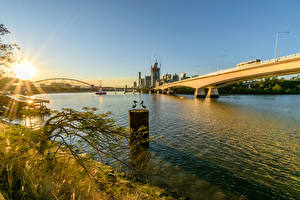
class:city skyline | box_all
[1,0,300,85]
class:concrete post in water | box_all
[206,87,219,98]
[128,109,149,147]
[149,90,152,94]
[194,88,206,98]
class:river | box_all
[34,92,300,200]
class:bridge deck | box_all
[156,52,300,90]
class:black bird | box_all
[140,100,146,109]
[132,100,137,109]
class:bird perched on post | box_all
[140,100,146,109]
[132,100,138,109]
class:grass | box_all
[0,122,177,200]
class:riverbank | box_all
[0,121,179,200]
[169,77,300,95]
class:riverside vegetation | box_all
[173,76,300,95]
[0,108,178,200]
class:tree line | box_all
[219,76,300,94]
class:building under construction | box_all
[151,62,160,87]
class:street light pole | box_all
[275,31,289,59]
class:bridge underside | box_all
[155,56,300,98]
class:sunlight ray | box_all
[24,81,33,95]
[1,78,18,92]
[31,83,45,94]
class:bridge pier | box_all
[194,88,206,98]
[167,88,174,95]
[157,90,160,94]
[206,87,219,98]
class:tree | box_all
[272,84,283,93]
[0,24,19,75]
[39,107,129,183]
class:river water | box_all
[35,92,300,200]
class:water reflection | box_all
[34,93,300,200]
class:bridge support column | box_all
[157,90,160,94]
[167,88,174,95]
[194,88,206,98]
[206,87,219,98]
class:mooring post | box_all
[128,109,149,147]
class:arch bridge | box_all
[155,53,300,98]
[34,78,94,88]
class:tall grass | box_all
[0,117,176,199]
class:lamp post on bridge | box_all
[275,31,289,59]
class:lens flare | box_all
[13,62,36,80]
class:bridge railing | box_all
[261,53,300,64]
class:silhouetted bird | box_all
[140,100,146,109]
[132,100,137,109]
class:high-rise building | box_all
[145,76,151,88]
[138,72,141,88]
[180,72,187,80]
[133,81,137,88]
[151,62,160,87]
[162,73,172,83]
[141,78,145,88]
[172,73,179,82]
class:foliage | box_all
[40,107,128,172]
[0,24,19,73]
[168,76,300,95]
[173,86,195,94]
[219,76,300,94]
[0,108,175,200]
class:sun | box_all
[13,61,36,80]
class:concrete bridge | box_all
[155,53,300,98]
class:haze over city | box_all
[1,0,300,86]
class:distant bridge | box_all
[155,53,300,98]
[33,78,131,91]
[34,78,94,87]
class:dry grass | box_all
[0,122,176,200]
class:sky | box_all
[1,0,300,86]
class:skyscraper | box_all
[172,73,179,82]
[141,78,145,88]
[151,62,160,87]
[145,76,151,88]
[138,72,141,88]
